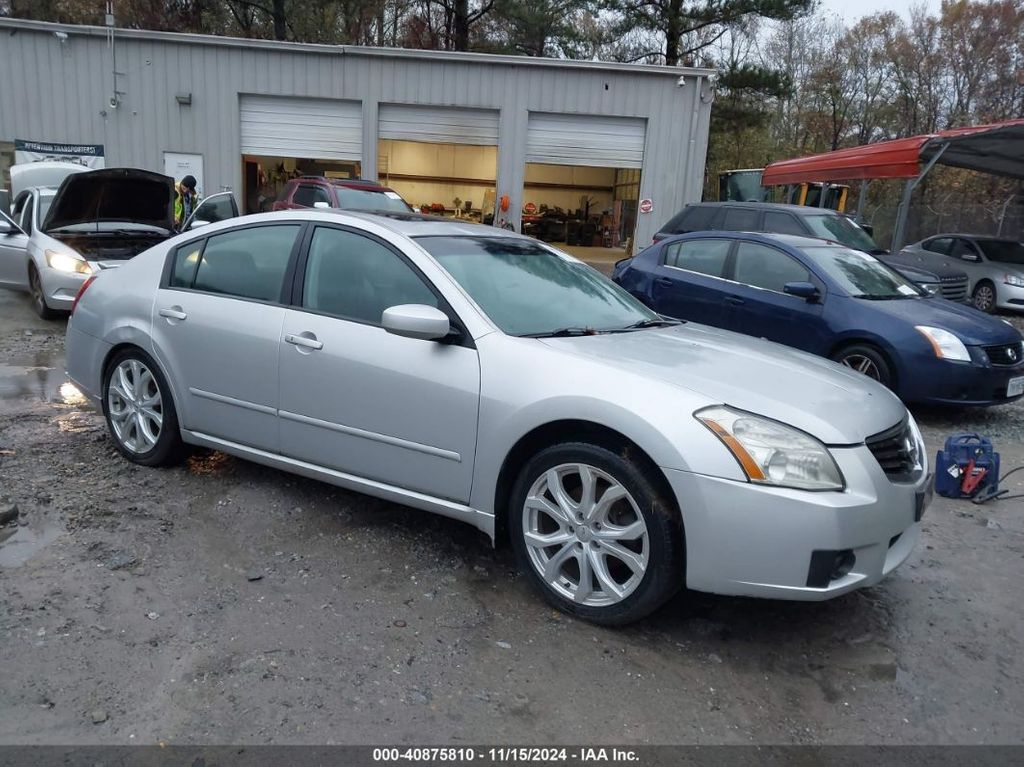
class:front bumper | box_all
[665,444,928,600]
[38,263,90,310]
[996,281,1024,311]
[897,348,1024,407]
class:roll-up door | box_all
[378,105,500,146]
[526,113,646,168]
[240,95,362,160]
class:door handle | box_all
[655,277,674,287]
[724,296,745,306]
[158,307,188,321]
[285,333,323,351]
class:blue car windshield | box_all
[802,246,923,299]
[416,235,660,337]
[803,215,880,253]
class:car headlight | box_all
[915,325,970,361]
[696,406,845,491]
[1005,274,1024,287]
[921,283,940,296]
[45,249,92,275]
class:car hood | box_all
[848,295,1023,346]
[44,168,175,233]
[883,252,966,279]
[10,161,88,198]
[541,324,906,445]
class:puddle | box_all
[0,353,86,406]
[0,521,65,567]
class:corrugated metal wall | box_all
[0,20,714,247]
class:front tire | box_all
[510,442,684,626]
[972,281,997,314]
[28,263,59,320]
[102,348,185,467]
[831,343,893,389]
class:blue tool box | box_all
[934,433,1000,499]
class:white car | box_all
[0,166,237,319]
[66,210,931,625]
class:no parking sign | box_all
[639,198,653,214]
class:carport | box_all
[761,119,1024,251]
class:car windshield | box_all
[416,235,660,336]
[803,214,880,253]
[335,187,412,213]
[802,246,923,299]
[977,240,1024,265]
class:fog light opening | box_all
[830,550,855,581]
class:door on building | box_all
[522,113,647,258]
[377,105,499,224]
[239,95,363,213]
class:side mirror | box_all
[313,201,331,210]
[0,219,13,235]
[783,281,820,301]
[382,304,451,341]
[187,219,210,230]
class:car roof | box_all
[687,201,842,216]
[294,176,397,192]
[671,230,844,250]
[221,208,534,242]
[922,233,1021,243]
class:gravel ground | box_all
[1,288,1023,746]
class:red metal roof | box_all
[761,119,1024,186]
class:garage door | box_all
[379,105,499,146]
[526,113,646,168]
[239,95,362,160]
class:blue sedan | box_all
[613,232,1024,406]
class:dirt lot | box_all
[1,287,1023,746]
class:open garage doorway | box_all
[523,113,646,263]
[239,95,362,213]
[378,105,499,222]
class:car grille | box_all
[865,419,918,479]
[984,341,1023,366]
[939,276,968,302]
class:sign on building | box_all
[14,139,105,168]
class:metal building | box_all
[0,18,714,250]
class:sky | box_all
[816,0,943,23]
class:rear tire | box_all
[102,348,186,467]
[972,281,997,314]
[510,442,684,626]
[831,344,893,389]
[28,263,59,320]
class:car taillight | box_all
[71,275,97,315]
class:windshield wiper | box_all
[520,327,598,338]
[625,317,682,329]
[854,294,909,300]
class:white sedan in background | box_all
[66,210,930,625]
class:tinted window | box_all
[976,240,1024,265]
[189,194,236,226]
[924,237,953,255]
[664,239,731,278]
[171,242,204,288]
[722,208,760,231]
[292,184,330,208]
[803,214,878,252]
[187,225,300,301]
[763,211,806,236]
[21,196,33,232]
[733,242,811,292]
[302,227,437,325]
[11,192,27,220]
[677,206,719,233]
[334,187,412,212]
[417,236,655,337]
[950,238,979,259]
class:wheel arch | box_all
[827,336,900,388]
[100,341,185,422]
[492,419,682,552]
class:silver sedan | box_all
[66,211,930,624]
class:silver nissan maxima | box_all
[66,210,931,625]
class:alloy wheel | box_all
[974,285,995,313]
[107,359,164,453]
[839,354,882,381]
[29,267,45,314]
[522,463,649,607]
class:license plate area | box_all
[915,474,934,521]
[1009,376,1024,398]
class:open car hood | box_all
[10,161,88,198]
[44,168,175,233]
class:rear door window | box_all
[924,237,953,255]
[292,184,330,208]
[722,207,761,231]
[763,211,806,236]
[677,206,720,233]
[171,224,301,302]
[663,239,732,278]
